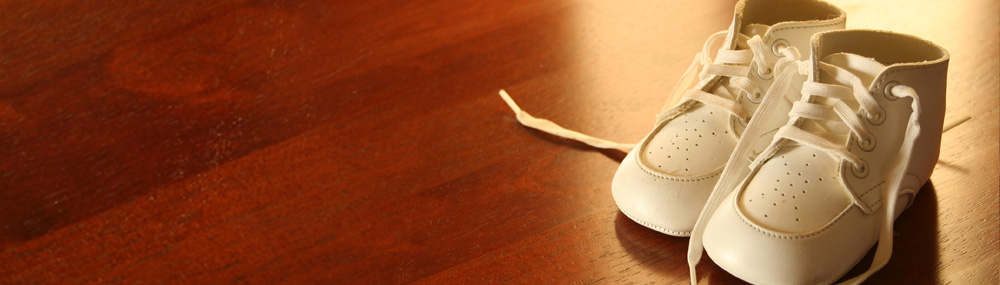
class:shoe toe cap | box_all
[611,148,719,236]
[702,189,880,284]
[738,147,852,233]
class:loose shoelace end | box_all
[498,89,636,151]
[689,266,698,285]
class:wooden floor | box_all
[1,0,997,283]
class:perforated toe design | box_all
[644,105,737,176]
[740,147,851,233]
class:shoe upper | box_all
[612,0,846,236]
[702,30,949,284]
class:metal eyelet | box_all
[867,106,885,125]
[858,133,876,152]
[756,65,773,80]
[748,90,763,104]
[851,160,869,178]
[883,81,900,101]
[771,38,790,56]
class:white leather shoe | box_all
[611,0,845,236]
[698,30,949,284]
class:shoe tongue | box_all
[710,24,772,112]
[710,24,772,95]
[820,52,887,89]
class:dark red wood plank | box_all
[0,0,996,284]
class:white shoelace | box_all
[501,30,969,285]
[686,47,808,284]
[686,60,924,284]
[666,31,773,123]
[808,71,922,285]
[498,30,782,152]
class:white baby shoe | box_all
[691,30,949,284]
[611,0,845,236]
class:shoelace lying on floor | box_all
[685,60,924,285]
[498,31,777,151]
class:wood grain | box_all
[0,0,996,283]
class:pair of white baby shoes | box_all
[500,0,949,283]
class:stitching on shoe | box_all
[633,125,724,182]
[861,172,923,208]
[634,155,722,182]
[871,33,949,89]
[658,100,698,125]
[858,58,947,209]
[732,190,853,239]
[875,61,949,89]
[638,101,727,181]
[618,208,692,236]
[767,18,845,38]
[856,181,885,208]
[728,32,945,241]
[737,172,926,239]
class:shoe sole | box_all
[616,205,692,237]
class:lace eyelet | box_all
[858,134,876,152]
[867,106,886,125]
[748,90,763,104]
[771,38,790,56]
[883,81,900,101]
[851,160,869,178]
[756,66,773,80]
